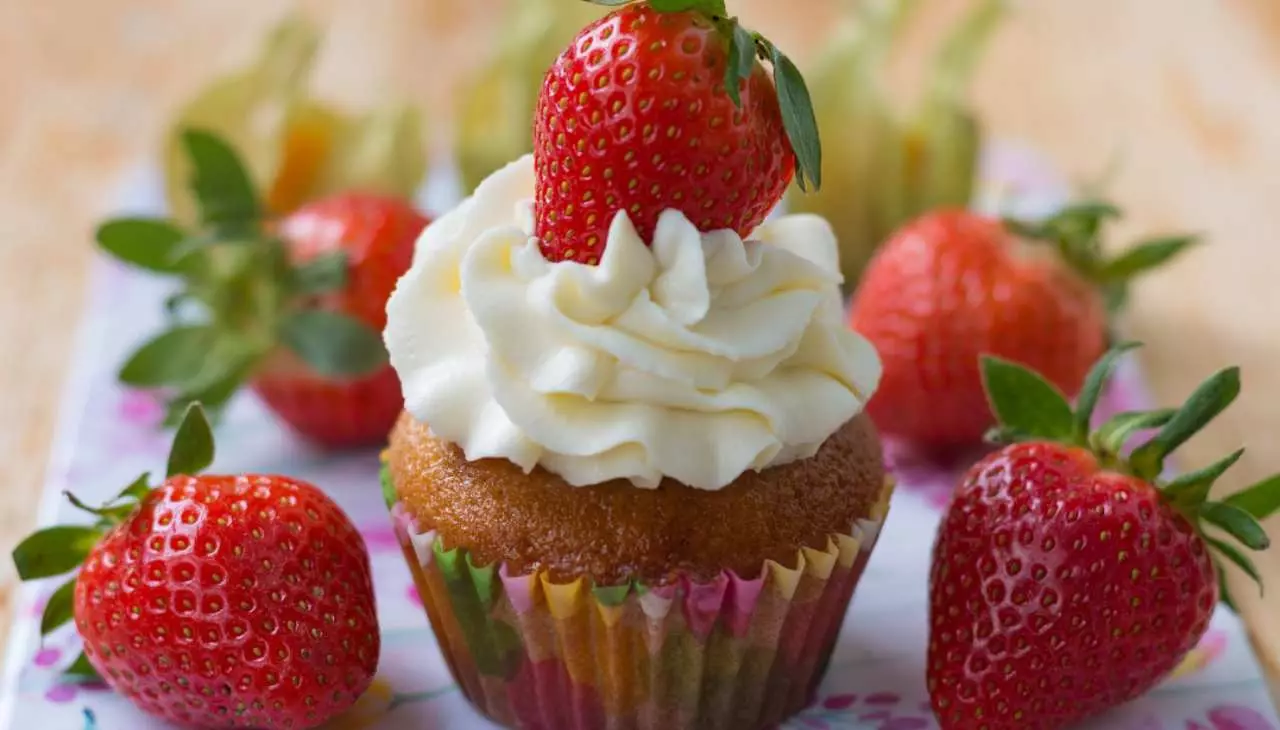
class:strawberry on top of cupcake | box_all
[385,0,880,491]
[382,6,892,727]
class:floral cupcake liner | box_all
[386,471,895,730]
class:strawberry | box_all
[96,129,430,449]
[532,0,821,264]
[848,203,1197,449]
[12,404,379,729]
[927,344,1280,730]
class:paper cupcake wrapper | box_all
[388,475,895,730]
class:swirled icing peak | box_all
[384,155,881,490]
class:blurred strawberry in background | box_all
[99,130,429,449]
[94,14,431,450]
[849,202,1197,451]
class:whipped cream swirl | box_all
[384,155,881,490]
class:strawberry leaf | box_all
[1130,366,1240,480]
[1073,341,1140,444]
[723,21,757,108]
[12,527,102,580]
[1207,536,1263,594]
[1202,501,1270,551]
[62,653,99,682]
[980,355,1075,441]
[1163,448,1246,509]
[95,218,186,273]
[281,310,388,379]
[118,326,219,389]
[1093,408,1176,456]
[1008,200,1194,319]
[181,128,262,234]
[649,0,727,14]
[1214,558,1239,613]
[115,473,152,503]
[166,403,215,478]
[1100,235,1199,282]
[292,251,349,295]
[769,44,822,192]
[40,577,77,637]
[379,460,397,510]
[1225,474,1280,521]
[64,492,136,525]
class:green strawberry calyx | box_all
[1003,201,1200,316]
[980,343,1280,612]
[586,0,822,192]
[10,404,217,681]
[96,129,388,426]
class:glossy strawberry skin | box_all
[251,363,404,450]
[74,475,379,730]
[254,193,429,448]
[928,442,1217,730]
[533,4,795,264]
[849,209,1107,449]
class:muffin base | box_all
[386,411,886,585]
[388,469,895,730]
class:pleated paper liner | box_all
[387,471,896,730]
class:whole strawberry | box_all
[533,0,821,264]
[13,404,379,729]
[927,344,1280,730]
[96,130,430,448]
[849,203,1196,449]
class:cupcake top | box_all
[384,155,881,490]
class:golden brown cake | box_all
[386,410,885,585]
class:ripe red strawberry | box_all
[848,203,1196,450]
[13,404,379,730]
[927,344,1280,730]
[96,130,430,449]
[533,0,821,264]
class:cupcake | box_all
[382,3,891,729]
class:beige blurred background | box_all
[3,0,1279,699]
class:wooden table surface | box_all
[4,0,1280,707]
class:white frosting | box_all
[384,155,881,490]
